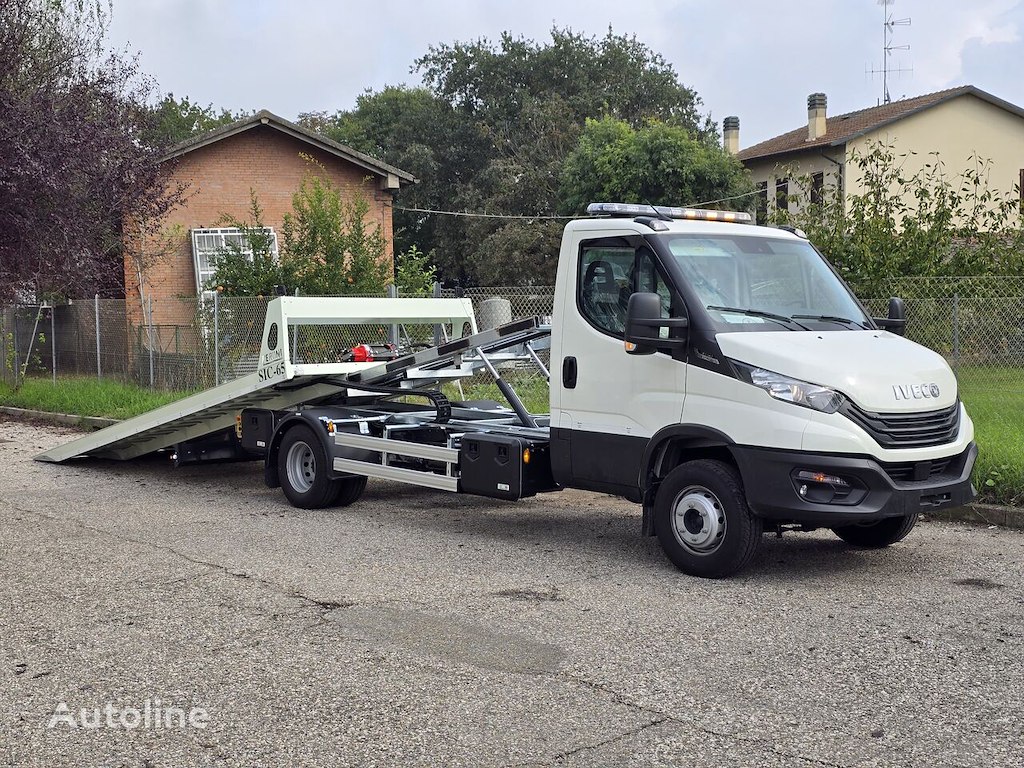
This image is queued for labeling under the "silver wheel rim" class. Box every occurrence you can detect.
[285,440,316,493]
[671,485,726,555]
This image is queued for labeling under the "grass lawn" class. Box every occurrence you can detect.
[2,366,1020,505]
[0,376,192,421]
[957,366,1024,506]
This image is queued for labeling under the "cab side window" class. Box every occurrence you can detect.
[579,245,673,337]
[579,246,633,336]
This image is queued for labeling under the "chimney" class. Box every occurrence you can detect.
[807,93,827,141]
[723,116,740,155]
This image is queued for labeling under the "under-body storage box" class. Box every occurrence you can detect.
[459,433,557,500]
[240,408,277,454]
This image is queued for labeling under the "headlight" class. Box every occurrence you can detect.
[732,362,845,414]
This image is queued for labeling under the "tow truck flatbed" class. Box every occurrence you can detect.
[36,296,551,464]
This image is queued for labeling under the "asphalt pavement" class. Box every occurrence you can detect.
[1,418,1021,767]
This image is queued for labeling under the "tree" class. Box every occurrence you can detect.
[559,116,752,214]
[280,172,391,296]
[773,142,1024,293]
[0,0,184,302]
[204,192,288,297]
[316,27,718,287]
[141,93,239,146]
[301,85,487,283]
[394,245,437,296]
[209,169,392,297]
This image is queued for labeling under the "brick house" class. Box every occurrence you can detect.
[722,86,1024,223]
[126,110,415,327]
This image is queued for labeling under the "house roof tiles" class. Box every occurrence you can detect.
[162,109,416,185]
[736,85,1024,162]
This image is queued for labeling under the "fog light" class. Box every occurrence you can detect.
[792,468,858,505]
[796,470,850,487]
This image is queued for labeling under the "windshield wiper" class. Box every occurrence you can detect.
[792,314,868,329]
[706,306,810,330]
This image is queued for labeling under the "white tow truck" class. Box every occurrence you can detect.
[39,203,977,577]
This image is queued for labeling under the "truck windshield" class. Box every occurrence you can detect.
[656,233,869,331]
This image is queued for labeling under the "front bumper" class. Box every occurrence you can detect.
[731,442,977,525]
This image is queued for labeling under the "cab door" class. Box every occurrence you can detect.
[552,236,687,498]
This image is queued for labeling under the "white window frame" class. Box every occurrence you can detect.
[191,227,279,298]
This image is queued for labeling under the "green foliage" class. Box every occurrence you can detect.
[416,27,710,135]
[774,142,1024,294]
[281,173,391,295]
[466,220,565,286]
[3,332,14,377]
[142,93,240,146]
[559,116,752,214]
[395,245,437,296]
[209,169,392,297]
[207,192,287,296]
[313,26,717,287]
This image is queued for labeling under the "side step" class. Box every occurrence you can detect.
[333,432,460,492]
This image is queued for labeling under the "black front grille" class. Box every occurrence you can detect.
[880,457,953,483]
[840,401,961,448]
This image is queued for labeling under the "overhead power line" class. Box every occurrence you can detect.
[390,205,574,221]
[391,192,760,221]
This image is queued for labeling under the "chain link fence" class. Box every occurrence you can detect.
[3,279,1020,392]
[1,299,130,388]
[2,279,1020,492]
[858,277,1024,501]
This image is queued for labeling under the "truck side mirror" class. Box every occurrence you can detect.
[873,296,907,336]
[624,292,688,355]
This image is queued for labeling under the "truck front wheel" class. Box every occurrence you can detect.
[654,459,762,578]
[279,425,343,509]
[831,514,917,548]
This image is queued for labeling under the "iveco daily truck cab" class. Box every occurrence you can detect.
[548,203,975,576]
[38,203,978,578]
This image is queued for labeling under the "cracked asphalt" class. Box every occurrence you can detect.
[1,417,1022,767]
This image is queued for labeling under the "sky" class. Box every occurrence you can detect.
[107,0,1024,150]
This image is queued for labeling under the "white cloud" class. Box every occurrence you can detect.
[907,0,1021,88]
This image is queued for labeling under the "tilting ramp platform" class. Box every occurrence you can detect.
[35,296,546,463]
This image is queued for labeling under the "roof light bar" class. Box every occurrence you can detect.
[586,202,752,224]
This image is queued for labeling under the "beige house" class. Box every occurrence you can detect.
[726,86,1024,223]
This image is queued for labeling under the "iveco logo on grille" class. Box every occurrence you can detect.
[893,383,941,400]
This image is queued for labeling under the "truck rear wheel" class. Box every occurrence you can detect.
[333,475,367,507]
[279,425,342,509]
[831,514,917,548]
[654,459,762,578]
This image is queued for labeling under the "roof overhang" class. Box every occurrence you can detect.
[161,110,417,186]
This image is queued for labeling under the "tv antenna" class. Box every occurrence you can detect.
[866,0,912,103]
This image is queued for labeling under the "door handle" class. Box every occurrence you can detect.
[562,356,577,389]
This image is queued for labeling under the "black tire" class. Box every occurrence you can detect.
[654,459,762,578]
[831,514,918,548]
[278,425,342,509]
[332,475,368,507]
